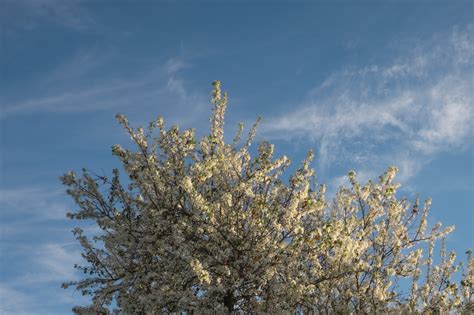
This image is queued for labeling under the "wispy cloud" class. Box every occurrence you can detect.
[0,187,68,222]
[263,25,473,183]
[0,243,88,314]
[18,243,82,284]
[3,0,94,32]
[0,186,76,244]
[0,283,33,315]
[165,58,190,75]
[0,186,89,313]
[0,52,209,126]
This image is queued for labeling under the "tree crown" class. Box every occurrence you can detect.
[62,81,473,314]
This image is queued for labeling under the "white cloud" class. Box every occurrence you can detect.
[0,284,33,315]
[165,58,190,74]
[0,187,75,241]
[0,243,89,314]
[0,186,91,310]
[3,0,94,32]
[263,25,474,183]
[0,54,208,127]
[18,243,82,284]
[0,187,68,221]
[0,186,93,311]
[414,76,473,154]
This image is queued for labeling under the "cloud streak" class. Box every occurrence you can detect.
[0,52,209,128]
[263,25,473,183]
[3,0,94,32]
[0,186,89,313]
[0,243,88,314]
[0,188,68,222]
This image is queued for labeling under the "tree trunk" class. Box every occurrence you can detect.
[223,290,235,313]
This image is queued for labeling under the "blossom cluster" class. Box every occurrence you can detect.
[61,82,473,314]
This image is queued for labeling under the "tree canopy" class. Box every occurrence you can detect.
[62,81,473,314]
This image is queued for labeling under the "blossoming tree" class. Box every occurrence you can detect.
[62,81,473,314]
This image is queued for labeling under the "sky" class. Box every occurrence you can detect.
[0,1,473,313]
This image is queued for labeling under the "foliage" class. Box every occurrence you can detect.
[62,81,473,314]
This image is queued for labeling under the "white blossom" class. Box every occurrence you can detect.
[62,82,473,314]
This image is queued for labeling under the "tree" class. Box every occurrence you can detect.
[62,81,473,314]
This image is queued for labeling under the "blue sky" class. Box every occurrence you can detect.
[1,1,473,313]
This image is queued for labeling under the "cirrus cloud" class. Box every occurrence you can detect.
[263,25,473,183]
